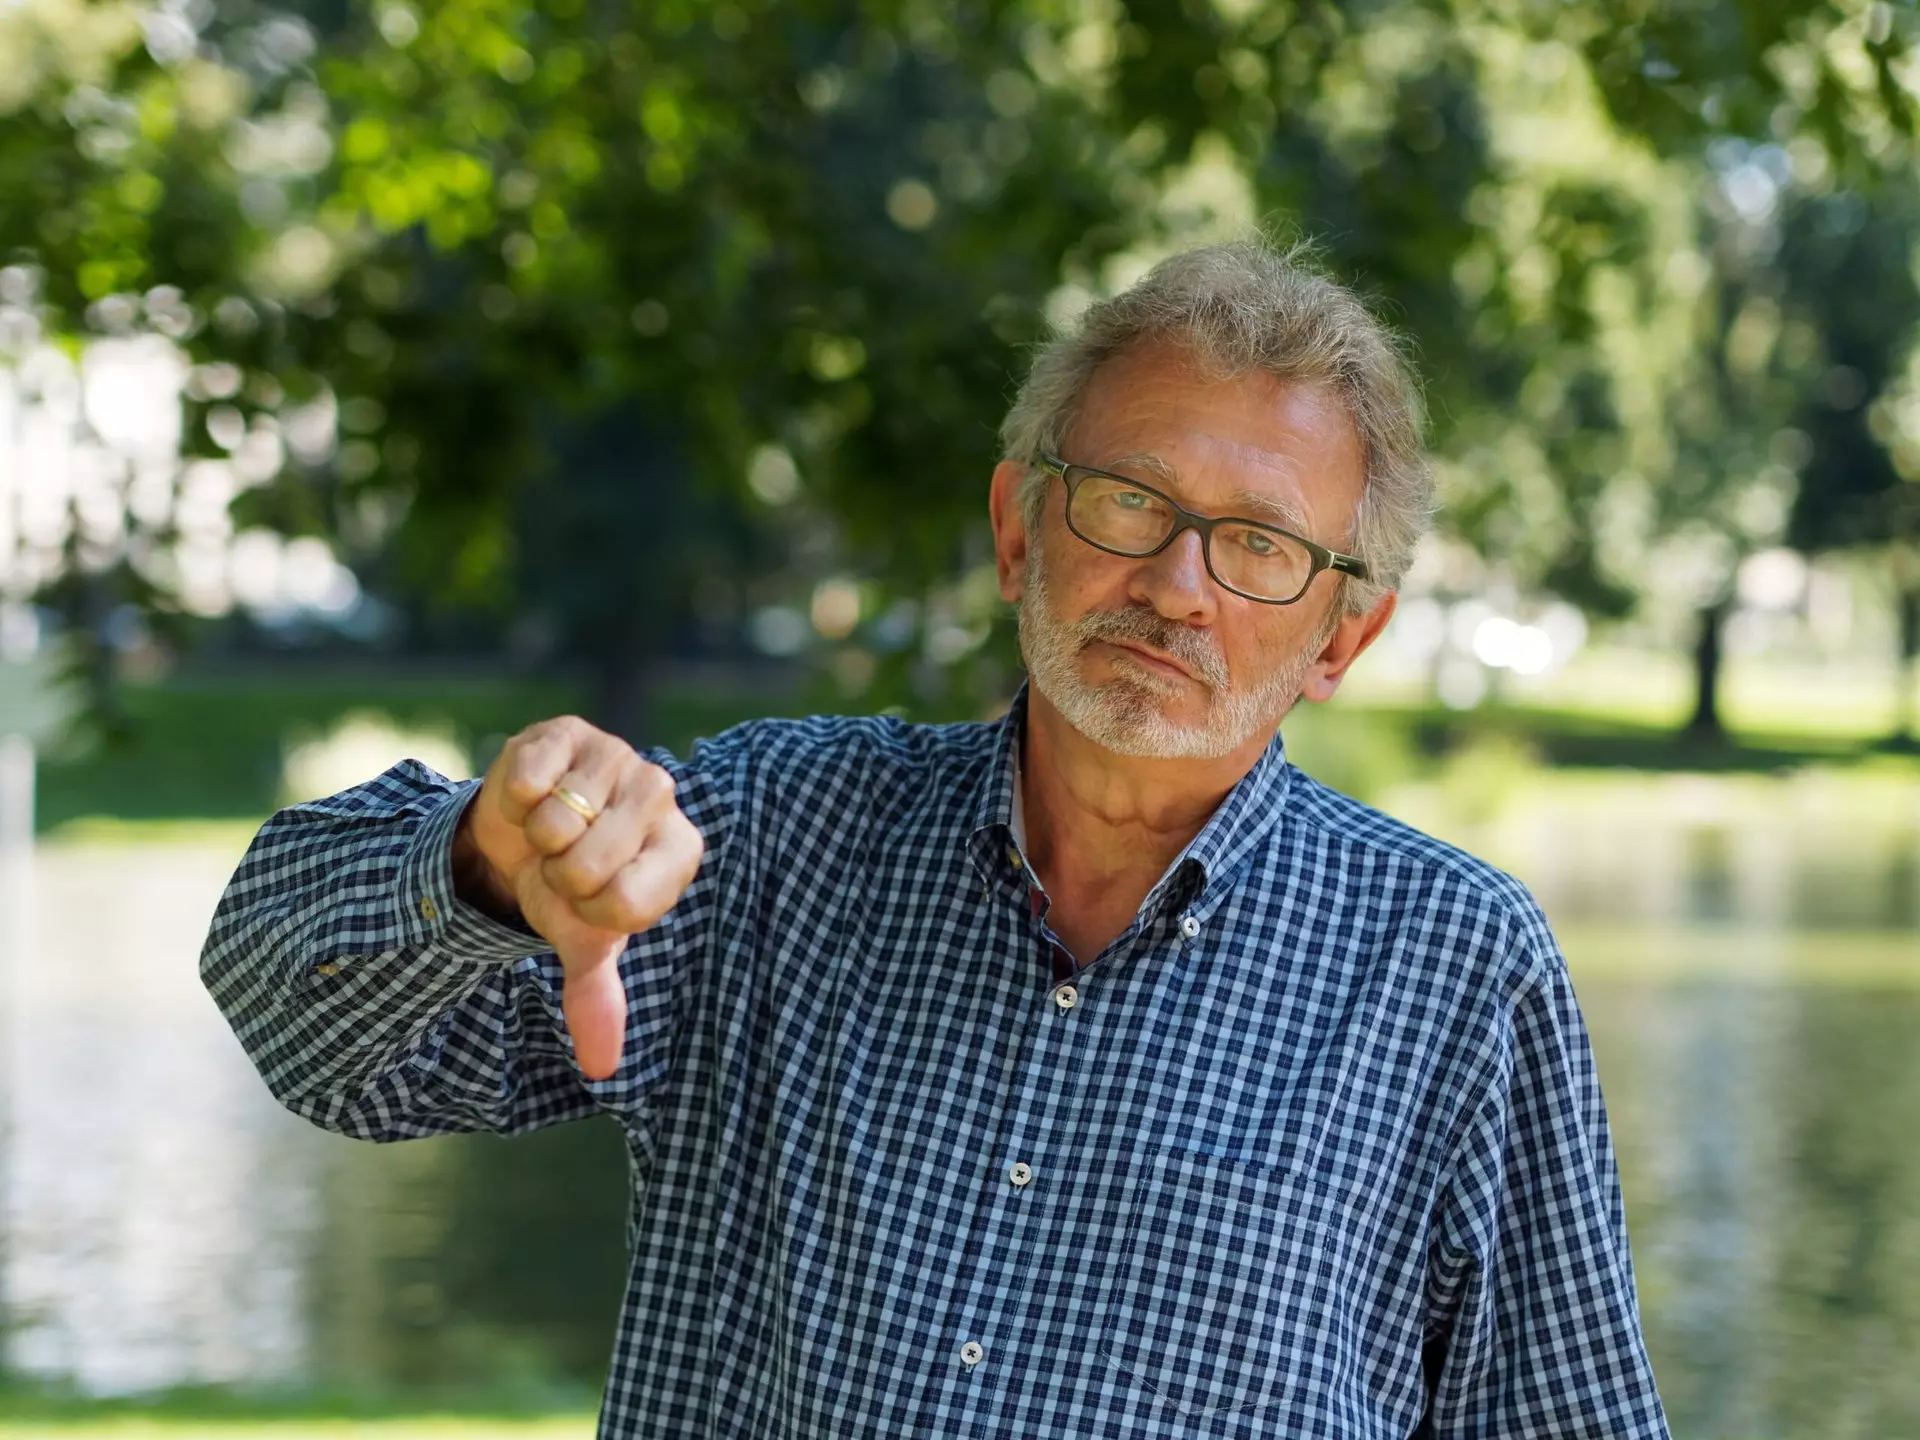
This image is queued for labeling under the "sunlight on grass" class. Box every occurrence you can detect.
[39,816,267,850]
[1563,927,1920,984]
[0,1420,594,1439]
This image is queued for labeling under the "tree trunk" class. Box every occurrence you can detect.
[1687,599,1731,740]
[593,649,658,751]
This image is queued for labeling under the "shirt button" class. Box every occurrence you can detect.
[420,895,439,923]
[1178,913,1201,940]
[960,1340,985,1367]
[1008,1161,1032,1188]
[1007,847,1023,871]
[315,963,340,977]
[1053,984,1078,1012]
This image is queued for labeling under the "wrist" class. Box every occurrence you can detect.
[451,795,521,924]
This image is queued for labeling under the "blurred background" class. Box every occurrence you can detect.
[1,0,1918,1436]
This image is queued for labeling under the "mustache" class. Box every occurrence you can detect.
[1073,605,1228,689]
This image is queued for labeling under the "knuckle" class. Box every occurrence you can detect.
[523,810,571,854]
[532,715,591,759]
[675,810,704,863]
[541,850,587,896]
[606,871,651,928]
[501,765,548,811]
[623,859,658,903]
[625,757,670,801]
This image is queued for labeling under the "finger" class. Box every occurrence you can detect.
[570,811,703,934]
[539,761,674,900]
[555,934,628,1081]
[522,744,628,857]
[497,718,591,826]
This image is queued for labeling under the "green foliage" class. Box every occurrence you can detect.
[4,0,1920,722]
[1780,186,1920,553]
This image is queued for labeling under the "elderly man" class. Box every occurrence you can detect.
[204,241,1669,1438]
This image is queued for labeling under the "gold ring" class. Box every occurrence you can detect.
[550,785,600,825]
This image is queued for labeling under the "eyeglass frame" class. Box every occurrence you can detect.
[1034,453,1371,606]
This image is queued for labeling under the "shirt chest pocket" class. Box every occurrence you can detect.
[1101,1147,1348,1419]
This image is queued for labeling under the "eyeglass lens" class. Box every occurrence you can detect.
[1067,470,1312,602]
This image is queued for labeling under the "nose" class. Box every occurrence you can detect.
[1130,524,1218,622]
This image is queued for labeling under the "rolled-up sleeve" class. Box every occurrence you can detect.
[1424,931,1670,1438]
[200,736,742,1143]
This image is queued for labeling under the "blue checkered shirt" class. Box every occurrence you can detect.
[202,682,1668,1438]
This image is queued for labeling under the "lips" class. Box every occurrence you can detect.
[1107,640,1193,681]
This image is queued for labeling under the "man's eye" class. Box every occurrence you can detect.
[1240,530,1277,555]
[1112,489,1151,509]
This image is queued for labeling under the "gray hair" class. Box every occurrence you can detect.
[999,238,1432,613]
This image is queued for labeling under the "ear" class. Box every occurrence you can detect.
[1298,590,1397,704]
[989,459,1034,604]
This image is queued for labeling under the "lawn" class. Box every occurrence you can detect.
[0,1422,592,1439]
[24,663,822,833]
[22,658,1919,836]
[0,1382,600,1440]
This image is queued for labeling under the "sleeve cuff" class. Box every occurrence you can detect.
[396,779,552,965]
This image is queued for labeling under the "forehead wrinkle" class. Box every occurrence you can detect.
[1098,450,1179,484]
[1094,449,1313,534]
[1222,488,1311,534]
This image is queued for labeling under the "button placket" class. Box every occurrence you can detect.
[939,875,1081,1416]
[951,947,1092,1412]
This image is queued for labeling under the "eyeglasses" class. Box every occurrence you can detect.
[1036,453,1370,606]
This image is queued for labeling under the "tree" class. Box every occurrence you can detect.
[1776,183,1920,744]
[5,0,1919,738]
[1582,0,1920,738]
[4,0,1150,734]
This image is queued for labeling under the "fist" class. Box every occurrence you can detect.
[452,715,704,1080]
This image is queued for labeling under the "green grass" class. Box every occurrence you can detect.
[1279,693,1920,811]
[29,670,582,833]
[1562,926,1920,985]
[0,1382,596,1439]
[23,663,1920,836]
[0,1421,590,1439]
[27,666,825,835]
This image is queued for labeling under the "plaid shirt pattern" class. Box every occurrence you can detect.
[202,682,1668,1438]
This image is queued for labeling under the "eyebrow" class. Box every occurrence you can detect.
[1100,452,1313,535]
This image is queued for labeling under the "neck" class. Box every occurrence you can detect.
[1017,682,1272,894]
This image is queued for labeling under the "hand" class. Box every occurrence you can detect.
[452,716,704,1080]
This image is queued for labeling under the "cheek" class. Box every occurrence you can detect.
[1043,537,1126,612]
[1234,614,1313,678]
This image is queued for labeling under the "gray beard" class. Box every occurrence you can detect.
[1015,545,1326,759]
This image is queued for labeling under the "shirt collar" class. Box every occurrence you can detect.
[967,678,1294,911]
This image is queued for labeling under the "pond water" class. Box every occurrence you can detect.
[1,766,1916,1437]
